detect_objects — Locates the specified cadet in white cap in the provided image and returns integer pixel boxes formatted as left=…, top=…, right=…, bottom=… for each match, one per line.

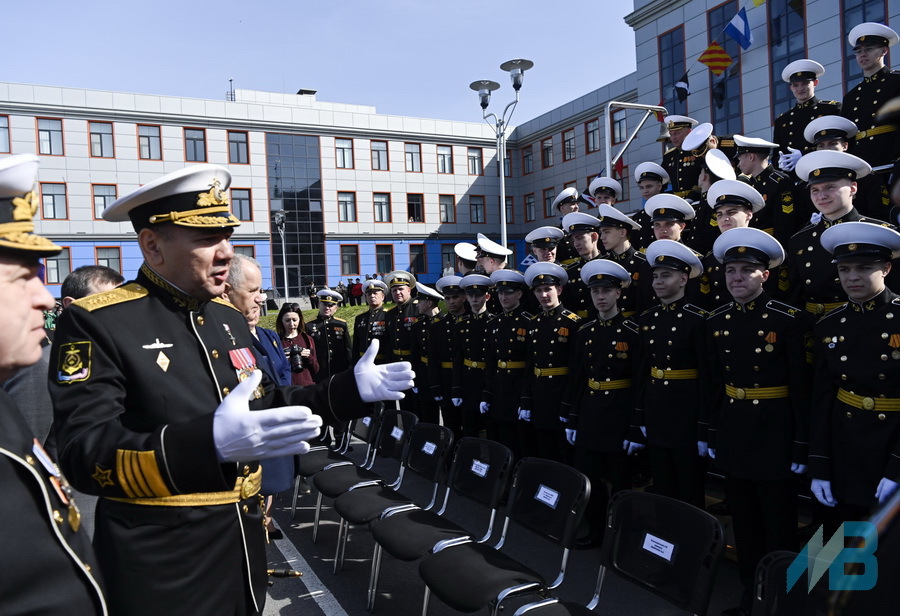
left=453, top=274, right=495, bottom=437
left=638, top=240, right=708, bottom=508
left=804, top=115, right=887, bottom=219
left=842, top=22, right=900, bottom=168
left=550, top=187, right=588, bottom=265
left=588, top=176, right=622, bottom=207
left=692, top=149, right=738, bottom=254
left=644, top=193, right=695, bottom=244
left=475, top=232, right=512, bottom=275
left=50, top=164, right=414, bottom=615
left=631, top=162, right=672, bottom=249
left=810, top=222, right=900, bottom=530
left=454, top=242, right=478, bottom=275
left=410, top=282, right=444, bottom=423
left=707, top=227, right=810, bottom=615
left=662, top=115, right=702, bottom=200
left=518, top=262, right=581, bottom=462
left=0, top=154, right=107, bottom=614
left=733, top=134, right=801, bottom=246
left=788, top=150, right=898, bottom=314
left=595, top=202, right=653, bottom=317
left=525, top=226, right=564, bottom=262
left=561, top=212, right=603, bottom=319
left=481, top=269, right=532, bottom=458
left=563, top=258, right=643, bottom=547
left=681, top=122, right=718, bottom=158
left=429, top=276, right=469, bottom=437
left=774, top=59, right=841, bottom=171
left=352, top=279, right=390, bottom=364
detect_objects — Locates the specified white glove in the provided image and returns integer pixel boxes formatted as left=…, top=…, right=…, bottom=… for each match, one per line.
left=777, top=147, right=801, bottom=172
left=624, top=440, right=644, bottom=456
left=517, top=408, right=531, bottom=421
left=452, top=398, right=463, bottom=407
left=434, top=395, right=443, bottom=402
left=790, top=462, right=807, bottom=475
left=708, top=447, right=716, bottom=459
left=354, top=340, right=415, bottom=402
left=213, top=370, right=323, bottom=462
left=565, top=429, right=576, bottom=445
left=811, top=478, right=837, bottom=507
left=479, top=401, right=490, bottom=414
left=559, top=416, right=568, bottom=424
left=412, top=387, right=418, bottom=394
left=876, top=477, right=900, bottom=504
left=698, top=441, right=709, bottom=457
left=640, top=426, right=647, bottom=438
left=810, top=212, right=822, bottom=225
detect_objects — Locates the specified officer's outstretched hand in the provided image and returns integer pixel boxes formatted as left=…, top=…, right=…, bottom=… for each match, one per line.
left=697, top=441, right=709, bottom=457
left=479, top=401, right=490, bottom=414
left=565, top=429, right=576, bottom=445
left=354, top=340, right=415, bottom=402
left=623, top=440, right=644, bottom=456
left=214, top=370, right=323, bottom=462
left=876, top=477, right=900, bottom=504
left=811, top=478, right=837, bottom=507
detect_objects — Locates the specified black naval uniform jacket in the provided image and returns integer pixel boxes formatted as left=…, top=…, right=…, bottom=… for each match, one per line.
left=452, top=311, right=496, bottom=403
left=774, top=96, right=841, bottom=155
left=689, top=194, right=720, bottom=256
left=563, top=256, right=599, bottom=319
left=385, top=299, right=419, bottom=362
left=427, top=312, right=465, bottom=401
left=706, top=295, right=812, bottom=481
left=662, top=147, right=703, bottom=199
left=556, top=231, right=581, bottom=266
left=48, top=266, right=368, bottom=616
left=603, top=247, right=653, bottom=317
left=636, top=298, right=710, bottom=450
left=307, top=315, right=352, bottom=381
left=352, top=306, right=388, bottom=364
left=411, top=313, right=437, bottom=401
left=842, top=66, right=900, bottom=168
left=810, top=290, right=900, bottom=507
left=482, top=304, right=532, bottom=422
left=0, top=391, right=107, bottom=615
left=564, top=313, right=643, bottom=452
left=744, top=167, right=803, bottom=247
left=520, top=306, right=582, bottom=428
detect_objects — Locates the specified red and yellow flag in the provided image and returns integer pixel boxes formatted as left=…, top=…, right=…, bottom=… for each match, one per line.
left=698, top=42, right=733, bottom=76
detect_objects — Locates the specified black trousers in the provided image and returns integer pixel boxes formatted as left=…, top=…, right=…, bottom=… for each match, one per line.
left=574, top=447, right=630, bottom=531
left=648, top=445, right=705, bottom=509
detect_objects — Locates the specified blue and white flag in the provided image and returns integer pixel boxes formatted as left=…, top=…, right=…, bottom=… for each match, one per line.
left=724, top=7, right=753, bottom=50
left=519, top=253, right=538, bottom=269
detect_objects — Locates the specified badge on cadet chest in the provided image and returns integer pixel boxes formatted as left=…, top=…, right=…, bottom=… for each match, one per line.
left=230, top=347, right=258, bottom=382
left=142, top=338, right=175, bottom=372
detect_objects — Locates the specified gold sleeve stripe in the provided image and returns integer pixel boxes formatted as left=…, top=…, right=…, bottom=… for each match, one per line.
left=116, top=449, right=173, bottom=498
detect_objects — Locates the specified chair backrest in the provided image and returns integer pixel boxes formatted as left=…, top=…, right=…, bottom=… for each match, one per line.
left=373, top=409, right=419, bottom=462
left=403, top=423, right=454, bottom=484
left=598, top=490, right=724, bottom=615
left=752, top=550, right=811, bottom=616
left=446, top=437, right=514, bottom=510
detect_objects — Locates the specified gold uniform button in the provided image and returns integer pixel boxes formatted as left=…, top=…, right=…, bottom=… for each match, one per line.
left=53, top=510, right=64, bottom=524
left=223, top=387, right=230, bottom=396
left=211, top=350, right=219, bottom=359
left=878, top=413, right=887, bottom=421
left=243, top=505, right=249, bottom=513
left=197, top=316, right=205, bottom=326
left=243, top=465, right=251, bottom=476
left=85, top=564, right=92, bottom=572
left=846, top=411, right=853, bottom=419
left=25, top=455, right=35, bottom=465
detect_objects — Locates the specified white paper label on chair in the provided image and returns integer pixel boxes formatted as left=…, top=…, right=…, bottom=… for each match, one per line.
left=390, top=426, right=404, bottom=440
left=642, top=533, right=675, bottom=562
left=535, top=485, right=560, bottom=509
left=422, top=441, right=437, bottom=455
left=471, top=459, right=489, bottom=477
left=362, top=417, right=371, bottom=426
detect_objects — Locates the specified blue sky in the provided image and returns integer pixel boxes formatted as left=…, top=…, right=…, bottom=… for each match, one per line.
left=7, top=0, right=637, bottom=122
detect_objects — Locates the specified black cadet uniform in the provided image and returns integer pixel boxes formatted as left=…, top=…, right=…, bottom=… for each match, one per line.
left=603, top=247, right=653, bottom=317
left=307, top=314, right=352, bottom=381
left=662, top=147, right=702, bottom=199
left=842, top=66, right=900, bottom=168
left=427, top=310, right=466, bottom=436
left=774, top=97, right=841, bottom=155
left=49, top=266, right=370, bottom=616
left=385, top=295, right=419, bottom=413
left=452, top=309, right=496, bottom=438
left=411, top=311, right=440, bottom=424
left=744, top=166, right=804, bottom=247
left=352, top=307, right=388, bottom=364
left=563, top=257, right=598, bottom=319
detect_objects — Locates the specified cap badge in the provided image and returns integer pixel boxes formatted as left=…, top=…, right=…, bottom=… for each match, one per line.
left=12, top=191, right=38, bottom=221
left=197, top=178, right=229, bottom=207
left=848, top=244, right=858, bottom=251
left=738, top=246, right=747, bottom=253
left=813, top=169, right=821, bottom=176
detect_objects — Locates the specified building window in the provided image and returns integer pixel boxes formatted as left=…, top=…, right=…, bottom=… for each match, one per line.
left=371, top=141, right=389, bottom=170
left=37, top=118, right=63, bottom=155
left=563, top=129, right=576, bottom=161
left=505, top=197, right=515, bottom=224
left=585, top=118, right=600, bottom=153
left=506, top=243, right=517, bottom=267
left=41, top=183, right=67, bottom=219
left=228, top=131, right=249, bottom=164
left=565, top=180, right=579, bottom=190
left=231, top=188, right=252, bottom=221
left=525, top=193, right=536, bottom=222
left=541, top=138, right=554, bottom=168
left=96, top=247, right=121, bottom=273
left=441, top=244, right=455, bottom=272
left=89, top=121, right=114, bottom=158
left=611, top=110, right=628, bottom=145
left=92, top=184, right=117, bottom=219
left=338, top=192, right=357, bottom=222
left=767, top=0, right=806, bottom=123
left=522, top=145, right=534, bottom=174
left=138, top=125, right=162, bottom=160
left=842, top=0, right=885, bottom=88
left=543, top=188, right=555, bottom=218
left=233, top=245, right=255, bottom=258
left=45, top=247, right=71, bottom=284
left=340, top=245, right=359, bottom=276
left=503, top=155, right=511, bottom=177
left=618, top=166, right=631, bottom=201
left=467, top=147, right=483, bottom=175
left=376, top=244, right=394, bottom=274
left=659, top=26, right=687, bottom=116
left=0, top=115, right=9, bottom=153
left=708, top=2, right=744, bottom=134
left=405, top=143, right=422, bottom=172
left=470, top=195, right=485, bottom=224
left=184, top=128, right=206, bottom=162
left=439, top=194, right=456, bottom=223
left=335, top=138, right=354, bottom=169
left=374, top=193, right=392, bottom=222
left=409, top=244, right=426, bottom=275
left=437, top=145, right=453, bottom=173
left=407, top=193, right=424, bottom=222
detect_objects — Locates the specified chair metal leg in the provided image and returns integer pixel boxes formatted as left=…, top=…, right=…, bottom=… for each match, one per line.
left=421, top=586, right=431, bottom=616
left=333, top=518, right=348, bottom=574
left=312, top=491, right=324, bottom=543
left=367, top=543, right=383, bottom=612
left=290, top=475, right=301, bottom=519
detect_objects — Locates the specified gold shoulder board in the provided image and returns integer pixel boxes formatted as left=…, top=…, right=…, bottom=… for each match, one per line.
left=73, top=283, right=148, bottom=312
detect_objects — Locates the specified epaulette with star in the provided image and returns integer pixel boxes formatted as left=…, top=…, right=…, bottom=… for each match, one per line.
left=765, top=299, right=802, bottom=318
left=564, top=311, right=582, bottom=322
left=73, top=283, right=148, bottom=312
left=818, top=303, right=848, bottom=322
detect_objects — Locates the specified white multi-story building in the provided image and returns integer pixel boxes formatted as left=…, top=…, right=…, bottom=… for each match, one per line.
left=1, top=0, right=897, bottom=297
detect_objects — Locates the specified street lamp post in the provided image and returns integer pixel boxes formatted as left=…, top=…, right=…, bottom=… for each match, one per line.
left=272, top=210, right=289, bottom=300
left=469, top=58, right=533, bottom=249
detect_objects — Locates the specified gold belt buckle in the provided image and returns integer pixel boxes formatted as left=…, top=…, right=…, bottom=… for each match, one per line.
left=535, top=368, right=542, bottom=376
left=499, top=361, right=507, bottom=368
left=735, top=387, right=746, bottom=400
left=862, top=397, right=876, bottom=411
left=654, top=369, right=664, bottom=379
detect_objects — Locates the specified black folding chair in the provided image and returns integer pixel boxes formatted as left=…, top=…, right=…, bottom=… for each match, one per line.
left=311, top=409, right=418, bottom=543
left=514, top=490, right=725, bottom=616
left=751, top=550, right=811, bottom=616
left=331, top=422, right=454, bottom=573
left=366, top=437, right=514, bottom=612
left=418, top=457, right=590, bottom=616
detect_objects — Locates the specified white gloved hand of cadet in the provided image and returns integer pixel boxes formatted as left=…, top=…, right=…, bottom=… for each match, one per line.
left=698, top=441, right=709, bottom=457
left=354, top=339, right=415, bottom=402
left=565, top=429, right=576, bottom=445
left=213, top=370, right=323, bottom=462
left=517, top=408, right=531, bottom=422
left=811, top=478, right=837, bottom=507
left=452, top=398, right=463, bottom=407
left=479, top=401, right=490, bottom=414
left=876, top=477, right=900, bottom=504
left=623, top=440, right=644, bottom=456
left=778, top=147, right=801, bottom=172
